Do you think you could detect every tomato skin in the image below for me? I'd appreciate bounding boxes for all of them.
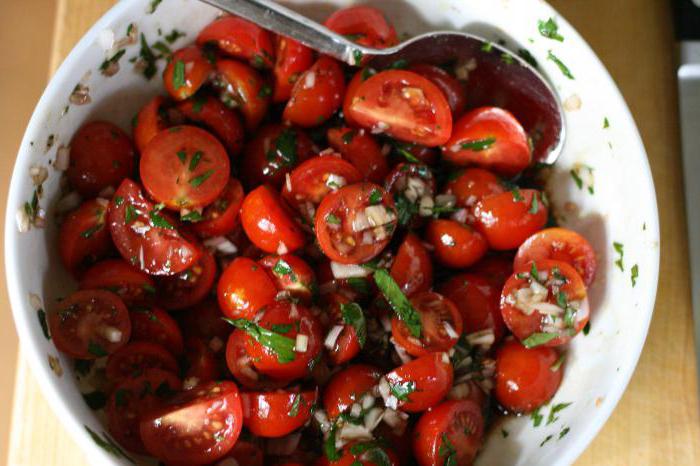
[240,185,306,254]
[469,254,514,288]
[409,63,467,116]
[473,189,548,251]
[182,336,220,386]
[225,329,292,390]
[425,219,489,268]
[443,106,532,177]
[156,245,216,310]
[390,233,433,296]
[323,364,382,418]
[514,227,597,286]
[342,70,366,127]
[385,352,453,412]
[273,35,314,103]
[48,290,131,359]
[178,298,231,342]
[327,127,390,184]
[283,56,345,128]
[59,198,112,276]
[241,390,316,437]
[259,254,317,304]
[139,381,243,464]
[163,46,214,101]
[191,178,245,238]
[324,6,397,48]
[108,179,200,275]
[134,95,169,153]
[215,59,270,130]
[346,70,453,147]
[495,339,563,413]
[444,167,505,210]
[105,341,178,380]
[68,121,136,197]
[79,259,155,306]
[323,292,362,365]
[316,443,399,466]
[218,257,277,320]
[413,399,485,466]
[130,307,184,354]
[197,15,275,68]
[177,94,245,157]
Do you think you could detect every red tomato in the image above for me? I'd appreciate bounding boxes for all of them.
[79,259,155,306]
[324,6,397,48]
[444,168,505,210]
[241,123,316,189]
[177,94,245,157]
[139,381,243,464]
[47,290,131,359]
[390,233,433,296]
[284,56,345,127]
[163,46,214,101]
[323,364,382,418]
[443,107,531,177]
[108,179,200,275]
[409,63,467,116]
[156,246,216,310]
[392,292,462,357]
[473,189,548,250]
[345,70,452,147]
[133,95,170,153]
[191,178,245,238]
[323,292,362,365]
[259,254,317,304]
[398,142,439,165]
[106,369,181,454]
[425,219,488,268]
[327,127,390,184]
[315,183,397,264]
[240,185,306,254]
[384,352,453,412]
[215,59,270,130]
[317,442,399,466]
[218,256,277,320]
[67,121,136,197]
[241,390,316,437]
[221,441,264,466]
[468,254,514,288]
[130,307,184,354]
[495,339,563,413]
[342,69,367,127]
[413,399,485,466]
[501,259,589,347]
[197,15,274,68]
[182,336,219,386]
[225,329,292,390]
[105,341,178,380]
[177,298,231,342]
[58,198,112,276]
[273,35,314,102]
[140,125,230,210]
[514,227,597,286]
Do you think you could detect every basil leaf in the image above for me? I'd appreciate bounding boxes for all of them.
[547,402,572,425]
[172,60,186,90]
[547,50,574,79]
[460,137,495,151]
[538,18,564,41]
[223,318,296,363]
[188,150,203,171]
[388,380,415,401]
[521,332,558,348]
[373,269,421,338]
[288,393,301,417]
[189,169,215,187]
[341,302,367,347]
[149,210,175,229]
[324,425,341,461]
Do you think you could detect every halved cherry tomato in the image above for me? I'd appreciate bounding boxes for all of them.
[323,292,362,365]
[413,399,484,466]
[327,127,389,184]
[177,94,245,156]
[443,106,531,177]
[67,121,136,197]
[79,259,155,306]
[444,167,505,210]
[240,185,306,254]
[345,70,452,147]
[59,198,112,276]
[48,289,131,359]
[315,183,397,264]
[396,142,439,166]
[323,364,382,418]
[163,46,214,101]
[241,390,316,437]
[440,273,506,343]
[182,336,219,386]
[468,253,514,288]
[259,254,317,304]
[273,36,314,103]
[156,246,216,310]
[284,56,345,128]
[384,352,453,412]
[139,381,243,464]
[514,227,597,286]
[241,123,316,189]
[225,329,291,390]
[178,298,231,342]
[218,256,277,320]
[105,341,178,380]
[141,125,230,210]
[316,442,399,466]
[197,15,274,68]
[501,259,589,347]
[324,6,397,49]
[392,292,462,357]
[106,369,181,454]
[133,95,170,153]
[342,69,368,127]
[191,178,245,238]
[473,189,548,250]
[425,219,488,268]
[409,63,467,116]
[108,179,200,275]
[215,59,270,130]
[221,441,264,466]
[390,233,433,297]
[494,338,563,413]
[130,307,184,354]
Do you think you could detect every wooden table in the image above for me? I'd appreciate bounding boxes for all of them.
[4,0,699,464]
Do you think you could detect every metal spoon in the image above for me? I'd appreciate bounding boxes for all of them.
[200,0,564,163]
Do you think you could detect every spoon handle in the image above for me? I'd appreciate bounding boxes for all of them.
[199,0,370,64]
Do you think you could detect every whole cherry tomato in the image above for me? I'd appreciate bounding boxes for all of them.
[327,127,389,184]
[218,256,277,320]
[197,15,275,68]
[324,6,397,48]
[177,94,245,157]
[215,59,270,130]
[241,390,316,437]
[59,198,112,276]
[425,219,488,268]
[384,352,453,412]
[390,233,433,297]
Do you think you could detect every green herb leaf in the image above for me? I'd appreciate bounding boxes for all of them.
[289,393,301,417]
[325,213,341,225]
[270,323,292,334]
[189,169,214,187]
[149,210,175,229]
[223,318,296,363]
[273,128,297,167]
[176,150,187,164]
[353,49,363,66]
[80,224,102,239]
[347,277,370,295]
[438,434,457,466]
[501,429,510,438]
[521,332,558,348]
[37,309,50,339]
[272,259,295,279]
[114,196,124,207]
[481,42,494,53]
[550,352,565,372]
[368,189,382,205]
[388,380,416,401]
[258,84,272,98]
[138,33,158,80]
[547,50,574,79]
[547,402,572,425]
[531,407,544,427]
[343,33,366,41]
[324,425,341,461]
[540,434,554,447]
[538,18,564,41]
[583,321,591,336]
[518,48,539,68]
[603,117,610,129]
[172,60,186,90]
[114,388,128,407]
[559,426,570,439]
[460,137,496,151]
[188,150,203,171]
[613,241,624,271]
[85,426,134,463]
[389,58,409,69]
[631,264,639,286]
[82,391,107,410]
[99,49,126,73]
[165,29,185,44]
[501,52,515,65]
[342,130,356,144]
[529,193,540,214]
[181,211,203,222]
[148,0,163,13]
[341,302,367,347]
[191,94,206,113]
[124,204,137,224]
[394,144,420,163]
[570,169,583,189]
[88,341,108,357]
[512,187,524,202]
[373,269,421,338]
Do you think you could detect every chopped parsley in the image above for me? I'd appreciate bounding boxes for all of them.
[272,259,295,280]
[550,352,566,372]
[460,137,496,151]
[603,117,610,129]
[258,84,272,98]
[347,277,370,295]
[583,321,591,335]
[547,402,572,425]
[559,426,570,439]
[341,302,367,347]
[522,332,558,348]
[373,269,421,338]
[176,150,187,164]
[394,143,420,163]
[368,189,383,205]
[531,407,544,427]
[289,393,302,417]
[438,434,457,466]
[224,318,296,363]
[80,224,102,239]
[511,187,524,202]
[148,0,163,14]
[570,168,583,189]
[481,42,494,53]
[613,241,624,271]
[324,425,341,461]
[518,48,539,68]
[501,53,515,65]
[37,309,50,339]
[149,209,175,229]
[540,434,554,447]
[137,33,158,80]
[189,169,214,187]
[529,193,540,214]
[269,128,297,167]
[270,323,292,334]
[188,150,203,171]
[538,18,564,41]
[547,51,574,79]
[172,60,186,90]
[99,49,126,74]
[501,429,510,438]
[181,211,203,222]
[353,49,363,66]
[164,29,185,44]
[325,213,341,225]
[631,264,639,287]
[388,380,416,401]
[389,58,409,69]
[114,196,124,207]
[191,94,206,113]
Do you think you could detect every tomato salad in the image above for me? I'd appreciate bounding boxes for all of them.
[50,6,597,466]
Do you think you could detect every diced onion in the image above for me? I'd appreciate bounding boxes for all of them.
[16,208,29,233]
[56,145,72,172]
[382,408,408,431]
[330,261,370,279]
[336,423,372,445]
[465,329,495,347]
[364,407,384,431]
[29,165,49,186]
[56,191,82,213]
[443,322,459,339]
[203,236,238,255]
[365,205,395,227]
[448,382,474,400]
[350,403,362,418]
[285,173,293,192]
[295,334,309,352]
[391,338,413,364]
[183,377,200,390]
[435,193,456,208]
[101,326,122,343]
[361,393,375,410]
[418,196,434,217]
[324,325,344,350]
[98,28,115,51]
[314,409,332,433]
[326,174,347,190]
[303,70,316,89]
[404,177,426,203]
[277,241,289,255]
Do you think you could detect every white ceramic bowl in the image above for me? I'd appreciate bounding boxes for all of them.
[5,0,660,464]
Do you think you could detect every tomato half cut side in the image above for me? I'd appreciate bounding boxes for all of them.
[59,198,112,277]
[241,390,316,437]
[133,95,170,153]
[196,15,275,68]
[283,56,345,128]
[218,256,277,320]
[177,94,245,157]
[48,289,131,359]
[390,233,433,297]
[425,219,489,268]
[163,46,214,101]
[327,127,390,184]
[130,307,184,355]
[215,59,270,130]
[383,352,453,412]
[323,364,382,419]
[316,442,400,466]
[259,254,317,304]
[324,6,398,49]
[191,177,245,238]
[323,292,362,365]
[156,245,216,310]
[139,381,243,464]
[273,35,314,103]
[79,259,155,307]
[409,63,467,116]
[105,341,178,380]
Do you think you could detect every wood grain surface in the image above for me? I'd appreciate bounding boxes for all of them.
[4,0,699,465]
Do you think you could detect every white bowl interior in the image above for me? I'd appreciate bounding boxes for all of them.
[5,0,660,465]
